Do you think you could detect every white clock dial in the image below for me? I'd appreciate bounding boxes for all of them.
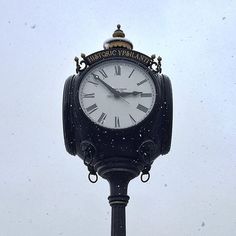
[78,60,156,129]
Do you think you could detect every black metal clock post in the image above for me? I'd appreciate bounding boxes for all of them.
[63,25,173,236]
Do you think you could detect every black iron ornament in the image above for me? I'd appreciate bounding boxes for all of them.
[63,25,173,236]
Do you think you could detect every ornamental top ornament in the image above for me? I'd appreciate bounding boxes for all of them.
[103,24,133,50]
[75,25,162,76]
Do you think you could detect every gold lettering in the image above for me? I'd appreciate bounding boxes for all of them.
[85,49,151,66]
[97,52,102,59]
[140,55,145,62]
[112,50,117,56]
[122,50,125,56]
[88,55,96,63]
[87,56,93,63]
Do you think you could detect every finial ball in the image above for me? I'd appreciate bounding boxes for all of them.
[151,54,156,59]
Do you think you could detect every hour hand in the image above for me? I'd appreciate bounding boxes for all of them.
[119,91,143,96]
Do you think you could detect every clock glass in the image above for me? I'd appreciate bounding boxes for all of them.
[78,59,156,129]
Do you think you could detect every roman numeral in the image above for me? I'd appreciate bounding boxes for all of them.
[136,104,148,113]
[115,65,121,76]
[115,116,120,127]
[137,79,147,86]
[129,114,136,124]
[83,93,95,98]
[86,103,98,114]
[128,69,135,78]
[141,93,152,97]
[97,112,107,124]
[87,80,98,86]
[99,69,108,78]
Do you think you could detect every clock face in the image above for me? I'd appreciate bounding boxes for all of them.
[78,59,156,129]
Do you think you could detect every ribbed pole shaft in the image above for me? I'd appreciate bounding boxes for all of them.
[109,195,129,236]
[107,174,130,236]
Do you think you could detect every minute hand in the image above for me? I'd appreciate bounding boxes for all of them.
[92,73,119,96]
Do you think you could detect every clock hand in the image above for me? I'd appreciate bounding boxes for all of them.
[92,73,118,96]
[92,73,129,104]
[119,91,143,96]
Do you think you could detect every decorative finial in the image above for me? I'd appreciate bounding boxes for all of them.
[112,24,125,38]
[103,24,133,50]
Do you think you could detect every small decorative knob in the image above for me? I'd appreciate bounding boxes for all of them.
[81,53,86,59]
[112,24,125,38]
[151,54,156,60]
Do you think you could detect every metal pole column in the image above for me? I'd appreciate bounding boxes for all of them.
[107,173,131,236]
[109,195,129,236]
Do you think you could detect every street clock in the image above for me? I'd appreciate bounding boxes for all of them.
[63,25,173,236]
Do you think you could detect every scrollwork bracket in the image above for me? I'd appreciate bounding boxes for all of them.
[149,54,162,73]
[74,53,89,74]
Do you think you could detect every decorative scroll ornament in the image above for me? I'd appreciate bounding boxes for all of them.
[80,141,98,183]
[138,140,158,183]
[149,54,162,73]
[74,53,89,74]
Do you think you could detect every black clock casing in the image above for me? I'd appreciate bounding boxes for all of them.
[63,56,172,176]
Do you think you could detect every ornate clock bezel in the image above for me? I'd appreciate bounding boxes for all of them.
[74,54,162,131]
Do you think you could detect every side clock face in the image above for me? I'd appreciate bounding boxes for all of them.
[78,59,156,129]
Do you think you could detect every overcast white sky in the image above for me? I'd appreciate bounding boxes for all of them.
[0,0,236,235]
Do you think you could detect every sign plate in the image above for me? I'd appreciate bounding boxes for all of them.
[85,49,152,66]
